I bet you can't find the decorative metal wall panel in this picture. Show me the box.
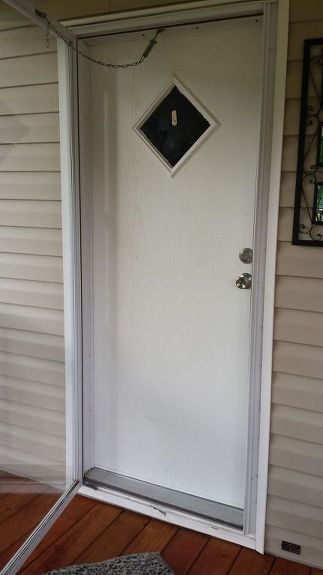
[293,38,323,245]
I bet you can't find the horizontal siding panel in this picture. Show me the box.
[0,422,65,462]
[0,278,63,309]
[272,372,323,413]
[0,200,61,228]
[0,328,64,362]
[289,0,323,22]
[267,495,323,539]
[0,6,30,30]
[274,341,323,380]
[286,61,302,99]
[279,172,296,207]
[0,53,57,88]
[0,444,66,484]
[271,404,323,444]
[277,207,293,241]
[266,525,323,570]
[276,242,323,278]
[0,375,64,411]
[281,136,298,172]
[0,113,59,144]
[0,172,61,200]
[274,308,323,347]
[284,98,300,136]
[0,253,63,283]
[283,98,317,136]
[270,435,323,477]
[0,27,56,59]
[0,352,65,386]
[0,398,65,437]
[275,276,323,313]
[0,143,60,171]
[0,84,58,115]
[0,227,62,255]
[268,466,323,508]
[288,21,323,61]
[0,303,64,336]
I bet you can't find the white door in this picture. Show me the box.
[88,17,262,512]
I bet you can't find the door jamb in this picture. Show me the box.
[69,0,288,552]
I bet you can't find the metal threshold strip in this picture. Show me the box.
[84,467,244,530]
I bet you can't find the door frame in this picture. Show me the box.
[68,0,288,553]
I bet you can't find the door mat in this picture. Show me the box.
[43,553,175,575]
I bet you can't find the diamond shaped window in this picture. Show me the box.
[134,78,219,175]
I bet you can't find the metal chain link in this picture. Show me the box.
[35,9,165,69]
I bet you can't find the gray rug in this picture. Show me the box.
[44,553,175,575]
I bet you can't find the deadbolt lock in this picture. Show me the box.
[235,272,252,290]
[239,248,253,264]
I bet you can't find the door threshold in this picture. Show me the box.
[84,467,243,530]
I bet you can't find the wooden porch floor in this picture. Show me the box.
[0,483,322,575]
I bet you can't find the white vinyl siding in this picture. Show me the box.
[0,5,65,485]
[265,0,323,568]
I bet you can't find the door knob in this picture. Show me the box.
[235,272,252,290]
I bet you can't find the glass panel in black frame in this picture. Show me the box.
[313,183,323,223]
[317,124,323,166]
[139,85,210,168]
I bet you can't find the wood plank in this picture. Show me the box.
[0,530,33,570]
[0,491,39,526]
[122,518,178,554]
[20,502,123,575]
[270,557,311,575]
[188,537,241,575]
[228,548,274,575]
[22,495,97,568]
[161,529,208,575]
[75,509,150,564]
[0,494,58,553]
[0,474,31,497]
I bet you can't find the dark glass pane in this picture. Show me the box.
[314,183,323,223]
[140,86,210,168]
[317,124,323,166]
